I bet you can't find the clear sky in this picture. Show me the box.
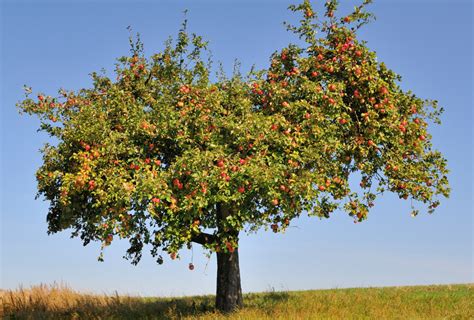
[1,0,472,296]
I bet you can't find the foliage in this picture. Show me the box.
[18,0,449,264]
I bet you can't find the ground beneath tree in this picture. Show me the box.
[2,283,472,319]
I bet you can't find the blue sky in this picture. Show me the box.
[1,0,472,296]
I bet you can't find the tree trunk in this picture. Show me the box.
[216,244,243,312]
[215,203,243,313]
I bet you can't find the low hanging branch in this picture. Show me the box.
[191,232,216,246]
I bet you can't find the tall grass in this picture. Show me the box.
[1,283,472,319]
[1,282,212,319]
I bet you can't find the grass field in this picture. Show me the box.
[1,283,472,319]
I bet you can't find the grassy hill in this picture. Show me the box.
[1,283,472,319]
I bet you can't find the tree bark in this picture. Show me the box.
[215,203,243,313]
[216,242,243,312]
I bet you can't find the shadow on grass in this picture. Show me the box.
[3,293,293,319]
[2,294,217,320]
[2,285,293,319]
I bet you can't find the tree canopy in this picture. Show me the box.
[18,0,450,266]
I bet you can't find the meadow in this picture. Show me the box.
[1,283,472,319]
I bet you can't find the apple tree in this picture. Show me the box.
[18,0,449,312]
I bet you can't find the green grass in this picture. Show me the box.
[1,283,472,319]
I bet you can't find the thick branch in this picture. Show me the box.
[191,232,216,245]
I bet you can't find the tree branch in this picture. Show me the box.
[191,232,216,245]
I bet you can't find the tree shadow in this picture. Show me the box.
[2,288,292,319]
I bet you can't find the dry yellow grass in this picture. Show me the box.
[1,283,473,319]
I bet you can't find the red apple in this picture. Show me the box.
[271,223,278,233]
[179,85,190,94]
[379,86,389,95]
[226,242,234,253]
